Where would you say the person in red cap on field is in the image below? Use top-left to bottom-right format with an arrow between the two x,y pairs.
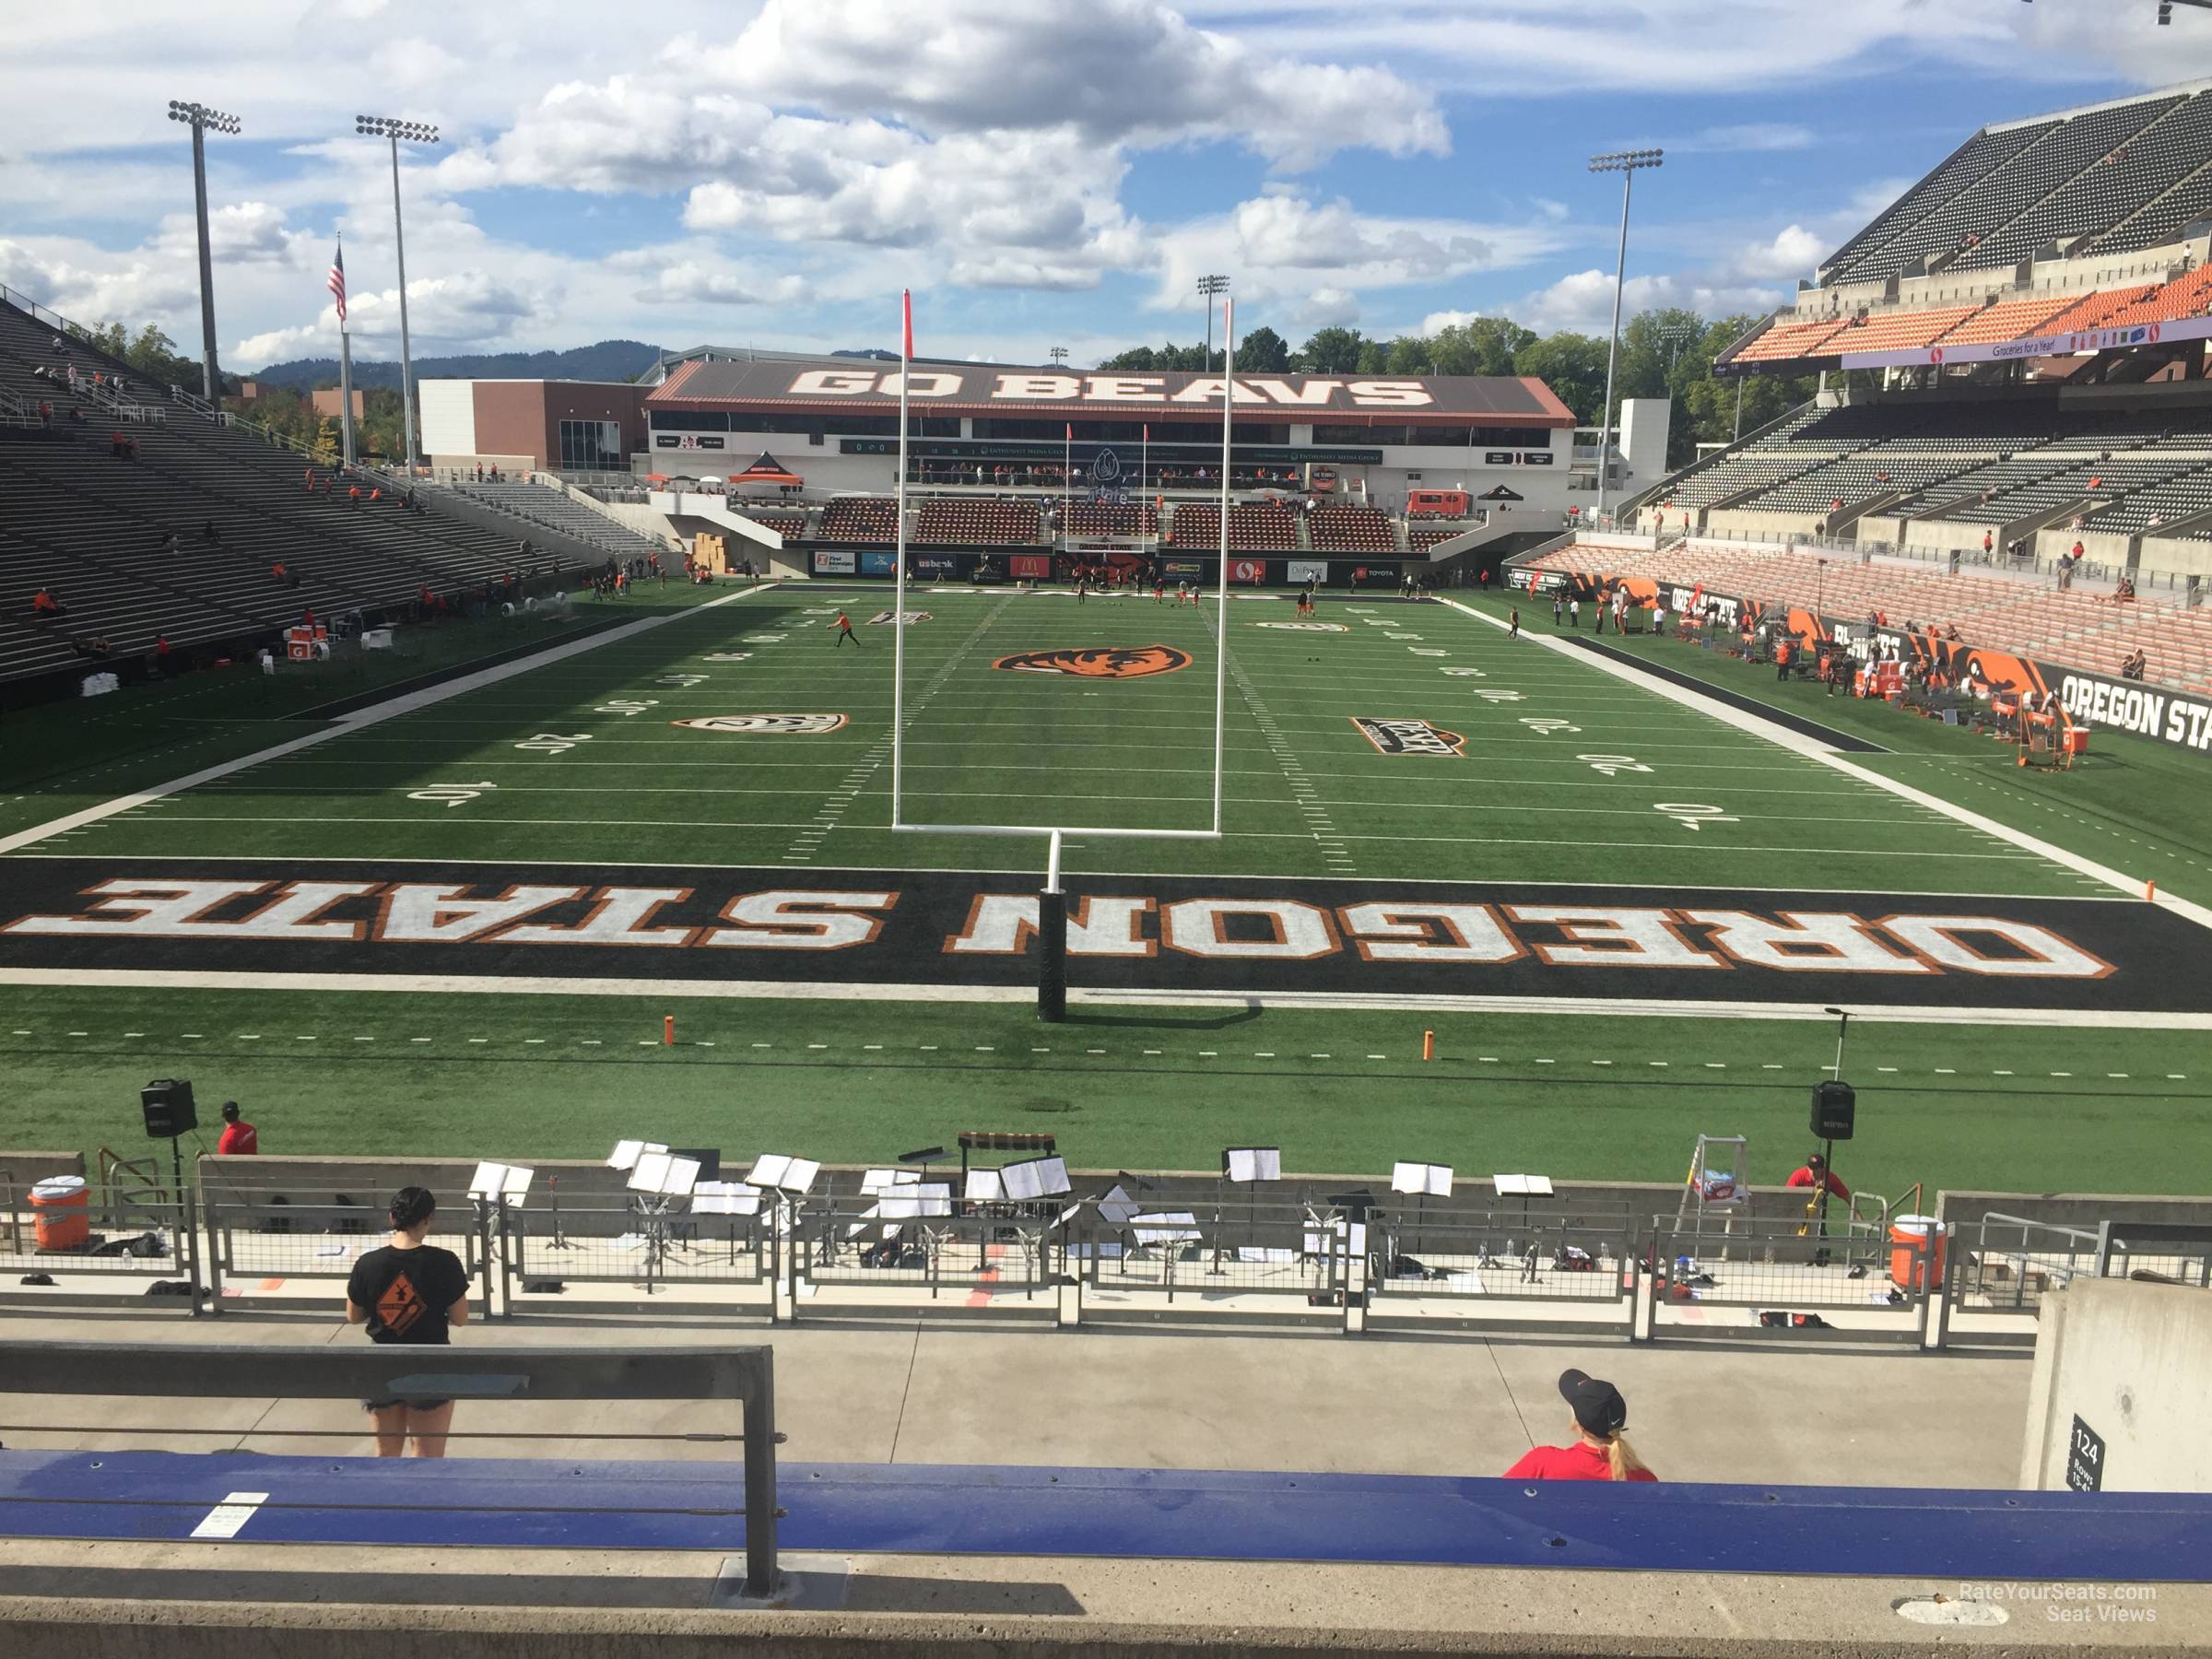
1504,1369 -> 1656,1482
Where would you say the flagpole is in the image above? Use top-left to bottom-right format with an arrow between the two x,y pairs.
333,235 -> 356,467
1213,298 -> 1232,836
1064,421 -> 1071,535
892,288 -> 909,830
1141,422 -> 1149,561
338,324 -> 357,467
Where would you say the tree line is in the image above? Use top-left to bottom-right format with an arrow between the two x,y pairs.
1101,310 -> 1816,468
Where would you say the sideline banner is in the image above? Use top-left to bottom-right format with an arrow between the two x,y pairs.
1522,561 -> 2212,757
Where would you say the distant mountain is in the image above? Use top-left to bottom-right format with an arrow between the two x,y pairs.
249,339 -> 666,390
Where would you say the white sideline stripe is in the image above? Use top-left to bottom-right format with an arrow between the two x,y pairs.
0,966 -> 2203,1029
1440,597 -> 2212,936
0,585 -> 779,857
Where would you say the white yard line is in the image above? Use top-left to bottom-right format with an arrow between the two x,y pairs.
0,583 -> 778,857
0,965 -> 2202,1029
1439,597 -> 2212,935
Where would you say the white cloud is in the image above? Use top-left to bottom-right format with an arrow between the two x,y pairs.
1732,223 -> 1826,283
1670,123 -> 1816,154
688,0 -> 1446,171
628,255 -> 809,308
1149,193 -> 1566,317
1516,268 -> 1787,335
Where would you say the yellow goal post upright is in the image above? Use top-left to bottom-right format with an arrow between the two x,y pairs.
886,298 -> 1239,1022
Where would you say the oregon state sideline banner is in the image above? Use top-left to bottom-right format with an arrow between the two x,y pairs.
1516,563 -> 2212,758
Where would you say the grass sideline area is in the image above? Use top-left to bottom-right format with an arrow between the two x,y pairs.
0,593 -> 690,841
1454,590 -> 2212,911
2,985 -> 2206,1197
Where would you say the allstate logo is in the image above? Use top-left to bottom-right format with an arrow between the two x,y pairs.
1093,447 -> 1122,484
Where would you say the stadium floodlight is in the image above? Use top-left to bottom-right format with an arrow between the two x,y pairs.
1588,148 -> 1663,526
167,100 -> 243,402
1048,346 -> 1069,369
357,116 -> 441,472
1197,274 -> 1230,368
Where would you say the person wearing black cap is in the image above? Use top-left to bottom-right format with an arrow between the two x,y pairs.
1504,1369 -> 1655,1482
345,1187 -> 472,1458
215,1100 -> 257,1157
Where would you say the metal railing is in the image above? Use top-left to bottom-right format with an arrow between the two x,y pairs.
202,1186 -> 492,1316
0,1188 -> 200,1312
1646,1219 -> 1933,1344
499,1196 -> 772,1312
0,1338 -> 782,1597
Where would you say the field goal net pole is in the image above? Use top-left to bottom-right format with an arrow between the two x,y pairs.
889,305 -> 1236,1022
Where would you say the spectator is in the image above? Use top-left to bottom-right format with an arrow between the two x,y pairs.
348,486 -> 361,507
1982,531 -> 1993,558
475,462 -> 484,483
38,401 -> 52,429
1504,1370 -> 1655,1483
201,520 -> 220,546
216,1100 -> 258,1156
271,560 -> 288,583
152,634 -> 172,672
29,587 -> 65,618
2122,648 -> 2147,681
345,1187 -> 471,1459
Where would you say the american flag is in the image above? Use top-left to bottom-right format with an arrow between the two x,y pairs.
327,241 -> 347,324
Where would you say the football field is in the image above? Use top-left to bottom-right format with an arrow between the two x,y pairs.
3,579 -> 2207,1199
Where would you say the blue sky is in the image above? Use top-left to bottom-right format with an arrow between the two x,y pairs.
0,1 -> 2205,371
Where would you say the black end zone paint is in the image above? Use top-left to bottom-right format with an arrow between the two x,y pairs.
0,857 -> 2199,1013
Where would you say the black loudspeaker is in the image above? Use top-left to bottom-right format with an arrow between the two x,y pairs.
141,1077 -> 198,1139
1810,1079 -> 1856,1141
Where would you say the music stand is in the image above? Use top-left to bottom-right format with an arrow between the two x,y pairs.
1130,1211 -> 1202,1280
1494,1173 -> 1554,1282
1390,1161 -> 1452,1253
693,1180 -> 763,1265
1001,1157 -> 1073,1288
1096,1182 -> 1142,1260
627,1149 -> 700,1294
898,1146 -> 946,1185
1216,1147 -> 1281,1272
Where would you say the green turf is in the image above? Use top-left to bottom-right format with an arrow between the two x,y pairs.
0,594 -> 664,841
2,983 -> 2206,1199
1456,592 -> 2212,910
6,584 -> 2101,896
3,578 -> 2206,1202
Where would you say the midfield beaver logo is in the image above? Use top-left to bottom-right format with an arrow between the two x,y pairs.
993,645 -> 1192,677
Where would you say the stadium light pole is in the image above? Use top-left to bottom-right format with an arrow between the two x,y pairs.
166,100 -> 242,402
1589,148 -> 1662,525
1048,346 -> 1068,369
357,115 -> 441,472
1197,274 -> 1229,368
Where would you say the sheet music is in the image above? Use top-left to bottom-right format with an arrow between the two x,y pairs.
965,1169 -> 1006,1203
1097,1183 -> 1142,1228
692,1181 -> 762,1218
1225,1147 -> 1282,1183
861,1168 -> 919,1196
629,1151 -> 700,1197
748,1154 -> 820,1194
1493,1172 -> 1553,1197
1131,1210 -> 1201,1244
606,1139 -> 665,1171
1391,1161 -> 1452,1197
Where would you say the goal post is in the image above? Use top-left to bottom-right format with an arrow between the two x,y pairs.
887,299 -> 1241,1019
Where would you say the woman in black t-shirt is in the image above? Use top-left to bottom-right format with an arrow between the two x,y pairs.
345,1187 -> 472,1458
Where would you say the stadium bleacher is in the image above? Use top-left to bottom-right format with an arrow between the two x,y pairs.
0,295 -> 581,685
447,478 -> 670,561
913,497 -> 1041,546
815,496 -> 899,543
1061,500 -> 1159,537
1308,504 -> 1395,553
1165,500 -> 1299,551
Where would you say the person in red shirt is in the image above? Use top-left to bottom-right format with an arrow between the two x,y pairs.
1505,1369 -> 1656,1483
1785,1152 -> 1851,1206
216,1100 -> 258,1156
832,611 -> 858,648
